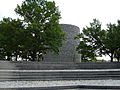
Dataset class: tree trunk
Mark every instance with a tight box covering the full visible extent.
[118,59,120,62]
[7,56,11,61]
[15,55,17,61]
[31,51,36,61]
[110,54,114,62]
[7,53,12,61]
[117,57,120,62]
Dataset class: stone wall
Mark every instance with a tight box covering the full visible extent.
[44,24,80,62]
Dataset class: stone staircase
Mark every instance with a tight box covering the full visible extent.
[1,69,120,81]
[0,61,120,89]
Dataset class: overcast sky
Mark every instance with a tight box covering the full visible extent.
[1,0,120,30]
[1,0,120,60]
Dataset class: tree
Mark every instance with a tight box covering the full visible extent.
[76,19,105,62]
[0,18,24,61]
[76,41,96,61]
[76,19,120,62]
[104,21,120,62]
[103,23,117,62]
[14,0,65,61]
[114,20,120,62]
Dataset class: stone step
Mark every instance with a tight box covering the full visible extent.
[0,61,120,70]
[0,85,120,90]
[0,70,120,81]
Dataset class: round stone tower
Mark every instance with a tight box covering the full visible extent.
[44,24,80,62]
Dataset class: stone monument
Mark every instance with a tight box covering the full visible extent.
[44,24,80,62]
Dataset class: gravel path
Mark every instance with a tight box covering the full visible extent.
[0,80,120,88]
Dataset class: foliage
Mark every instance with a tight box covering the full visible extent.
[0,18,25,60]
[76,19,120,62]
[104,21,120,62]
[0,0,65,61]
[76,19,105,61]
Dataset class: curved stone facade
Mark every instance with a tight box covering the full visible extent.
[44,24,80,62]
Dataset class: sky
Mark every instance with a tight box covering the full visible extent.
[0,0,120,60]
[1,0,120,30]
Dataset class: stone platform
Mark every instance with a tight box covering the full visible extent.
[0,61,120,89]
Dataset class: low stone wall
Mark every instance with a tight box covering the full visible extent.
[1,61,120,70]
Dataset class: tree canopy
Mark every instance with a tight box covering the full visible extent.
[76,19,120,62]
[0,0,65,61]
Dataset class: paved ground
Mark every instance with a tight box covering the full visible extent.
[0,80,120,88]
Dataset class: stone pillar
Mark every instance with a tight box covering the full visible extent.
[44,24,80,62]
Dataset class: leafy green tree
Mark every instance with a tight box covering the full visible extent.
[104,21,120,62]
[114,20,120,62]
[76,41,96,61]
[76,19,120,62]
[0,18,24,61]
[103,23,117,62]
[15,0,65,61]
[76,19,106,62]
